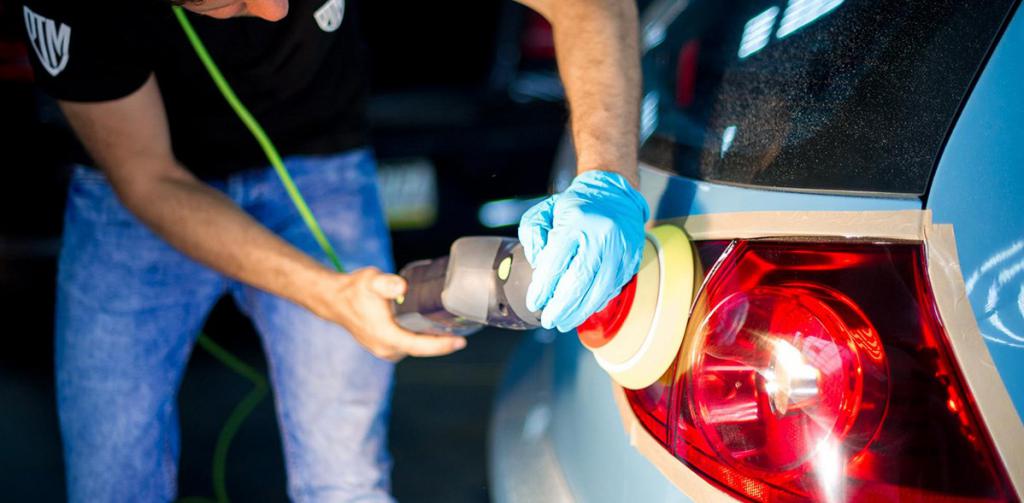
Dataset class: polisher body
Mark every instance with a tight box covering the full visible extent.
[395,226,694,390]
[394,237,541,336]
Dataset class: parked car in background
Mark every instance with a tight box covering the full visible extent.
[490,0,1024,501]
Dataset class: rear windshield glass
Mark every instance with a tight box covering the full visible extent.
[638,0,1016,195]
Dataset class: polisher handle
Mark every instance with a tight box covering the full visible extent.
[393,236,542,335]
[394,256,484,336]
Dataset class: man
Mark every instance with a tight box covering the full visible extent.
[22,0,648,500]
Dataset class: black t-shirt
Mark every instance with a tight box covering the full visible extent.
[20,0,368,179]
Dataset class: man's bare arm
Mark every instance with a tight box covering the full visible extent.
[59,75,464,359]
[517,0,641,186]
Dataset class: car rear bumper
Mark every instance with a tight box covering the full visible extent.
[488,330,574,503]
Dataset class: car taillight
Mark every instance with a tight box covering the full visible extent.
[689,284,888,475]
[578,275,638,349]
[675,40,700,108]
[625,239,1017,502]
[520,11,555,61]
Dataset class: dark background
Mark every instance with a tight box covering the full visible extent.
[0,1,566,500]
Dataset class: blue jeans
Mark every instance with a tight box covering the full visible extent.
[55,149,396,502]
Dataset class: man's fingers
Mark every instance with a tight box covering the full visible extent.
[525,234,579,313]
[540,239,602,331]
[385,326,467,358]
[518,196,557,266]
[369,273,407,299]
[557,258,619,332]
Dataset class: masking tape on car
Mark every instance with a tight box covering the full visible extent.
[924,223,1024,497]
[669,209,930,242]
[610,384,737,502]
[609,209,1024,500]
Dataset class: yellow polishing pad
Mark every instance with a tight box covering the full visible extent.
[593,225,694,390]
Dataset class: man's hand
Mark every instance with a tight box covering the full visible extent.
[519,171,649,332]
[513,0,644,332]
[308,267,467,361]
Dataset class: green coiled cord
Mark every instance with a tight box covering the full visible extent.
[171,6,348,502]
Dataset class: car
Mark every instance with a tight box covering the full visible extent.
[488,0,1024,501]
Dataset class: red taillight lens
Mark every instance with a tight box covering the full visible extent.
[0,41,33,82]
[690,285,888,475]
[625,363,675,444]
[625,240,1017,502]
[520,11,555,61]
[675,40,700,108]
[578,275,638,349]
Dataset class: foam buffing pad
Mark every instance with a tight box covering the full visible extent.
[576,225,694,389]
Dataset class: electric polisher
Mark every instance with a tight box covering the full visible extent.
[394,225,695,389]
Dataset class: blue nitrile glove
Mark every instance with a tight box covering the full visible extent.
[518,170,650,332]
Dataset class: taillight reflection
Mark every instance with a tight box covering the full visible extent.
[626,240,1016,502]
[690,286,888,475]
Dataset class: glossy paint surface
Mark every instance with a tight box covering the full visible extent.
[928,7,1024,419]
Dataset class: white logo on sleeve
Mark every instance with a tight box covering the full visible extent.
[313,0,345,33]
[23,6,71,77]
